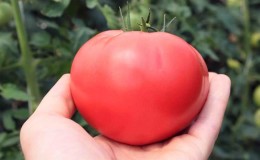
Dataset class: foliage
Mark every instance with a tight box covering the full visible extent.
[0,0,260,159]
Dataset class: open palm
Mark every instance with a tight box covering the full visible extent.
[20,73,230,160]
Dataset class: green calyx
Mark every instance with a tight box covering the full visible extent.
[119,3,176,32]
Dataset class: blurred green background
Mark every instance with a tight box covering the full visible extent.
[0,0,260,159]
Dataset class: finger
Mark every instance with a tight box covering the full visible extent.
[208,72,217,81]
[35,74,75,118]
[20,74,108,160]
[188,73,231,154]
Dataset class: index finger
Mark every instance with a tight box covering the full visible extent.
[188,73,231,155]
[34,74,75,118]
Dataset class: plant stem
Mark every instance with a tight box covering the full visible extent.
[11,0,41,114]
[232,0,252,132]
[241,0,252,109]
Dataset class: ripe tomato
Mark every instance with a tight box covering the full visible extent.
[70,30,209,145]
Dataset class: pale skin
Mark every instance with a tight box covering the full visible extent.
[20,72,231,160]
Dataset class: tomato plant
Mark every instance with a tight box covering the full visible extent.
[1,0,260,158]
[0,2,13,27]
[70,30,209,145]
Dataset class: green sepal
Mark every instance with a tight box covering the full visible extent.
[119,7,127,31]
[140,17,147,32]
[126,1,132,31]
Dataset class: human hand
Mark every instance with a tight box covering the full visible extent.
[20,72,231,160]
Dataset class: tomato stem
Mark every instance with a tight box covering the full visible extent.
[146,8,151,23]
[140,17,147,32]
[10,0,41,114]
[120,4,176,32]
[232,0,253,133]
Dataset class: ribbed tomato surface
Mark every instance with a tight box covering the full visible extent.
[70,30,209,145]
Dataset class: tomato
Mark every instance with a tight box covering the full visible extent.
[70,30,209,145]
[253,85,260,107]
[254,109,260,127]
[226,0,241,7]
[227,58,241,71]
[251,32,260,48]
[0,2,13,27]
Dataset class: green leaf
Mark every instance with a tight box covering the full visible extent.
[12,108,29,120]
[56,47,72,58]
[190,0,208,13]
[0,133,7,144]
[214,6,241,34]
[71,27,96,53]
[38,57,71,78]
[240,125,260,140]
[99,5,119,29]
[197,44,219,61]
[165,2,191,18]
[71,18,86,27]
[0,83,28,101]
[1,134,19,148]
[0,32,18,55]
[2,112,16,131]
[38,19,60,29]
[213,146,232,159]
[49,36,72,59]
[30,31,51,48]
[0,32,19,70]
[41,0,71,17]
[86,0,99,9]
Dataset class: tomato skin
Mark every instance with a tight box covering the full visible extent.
[71,30,209,145]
